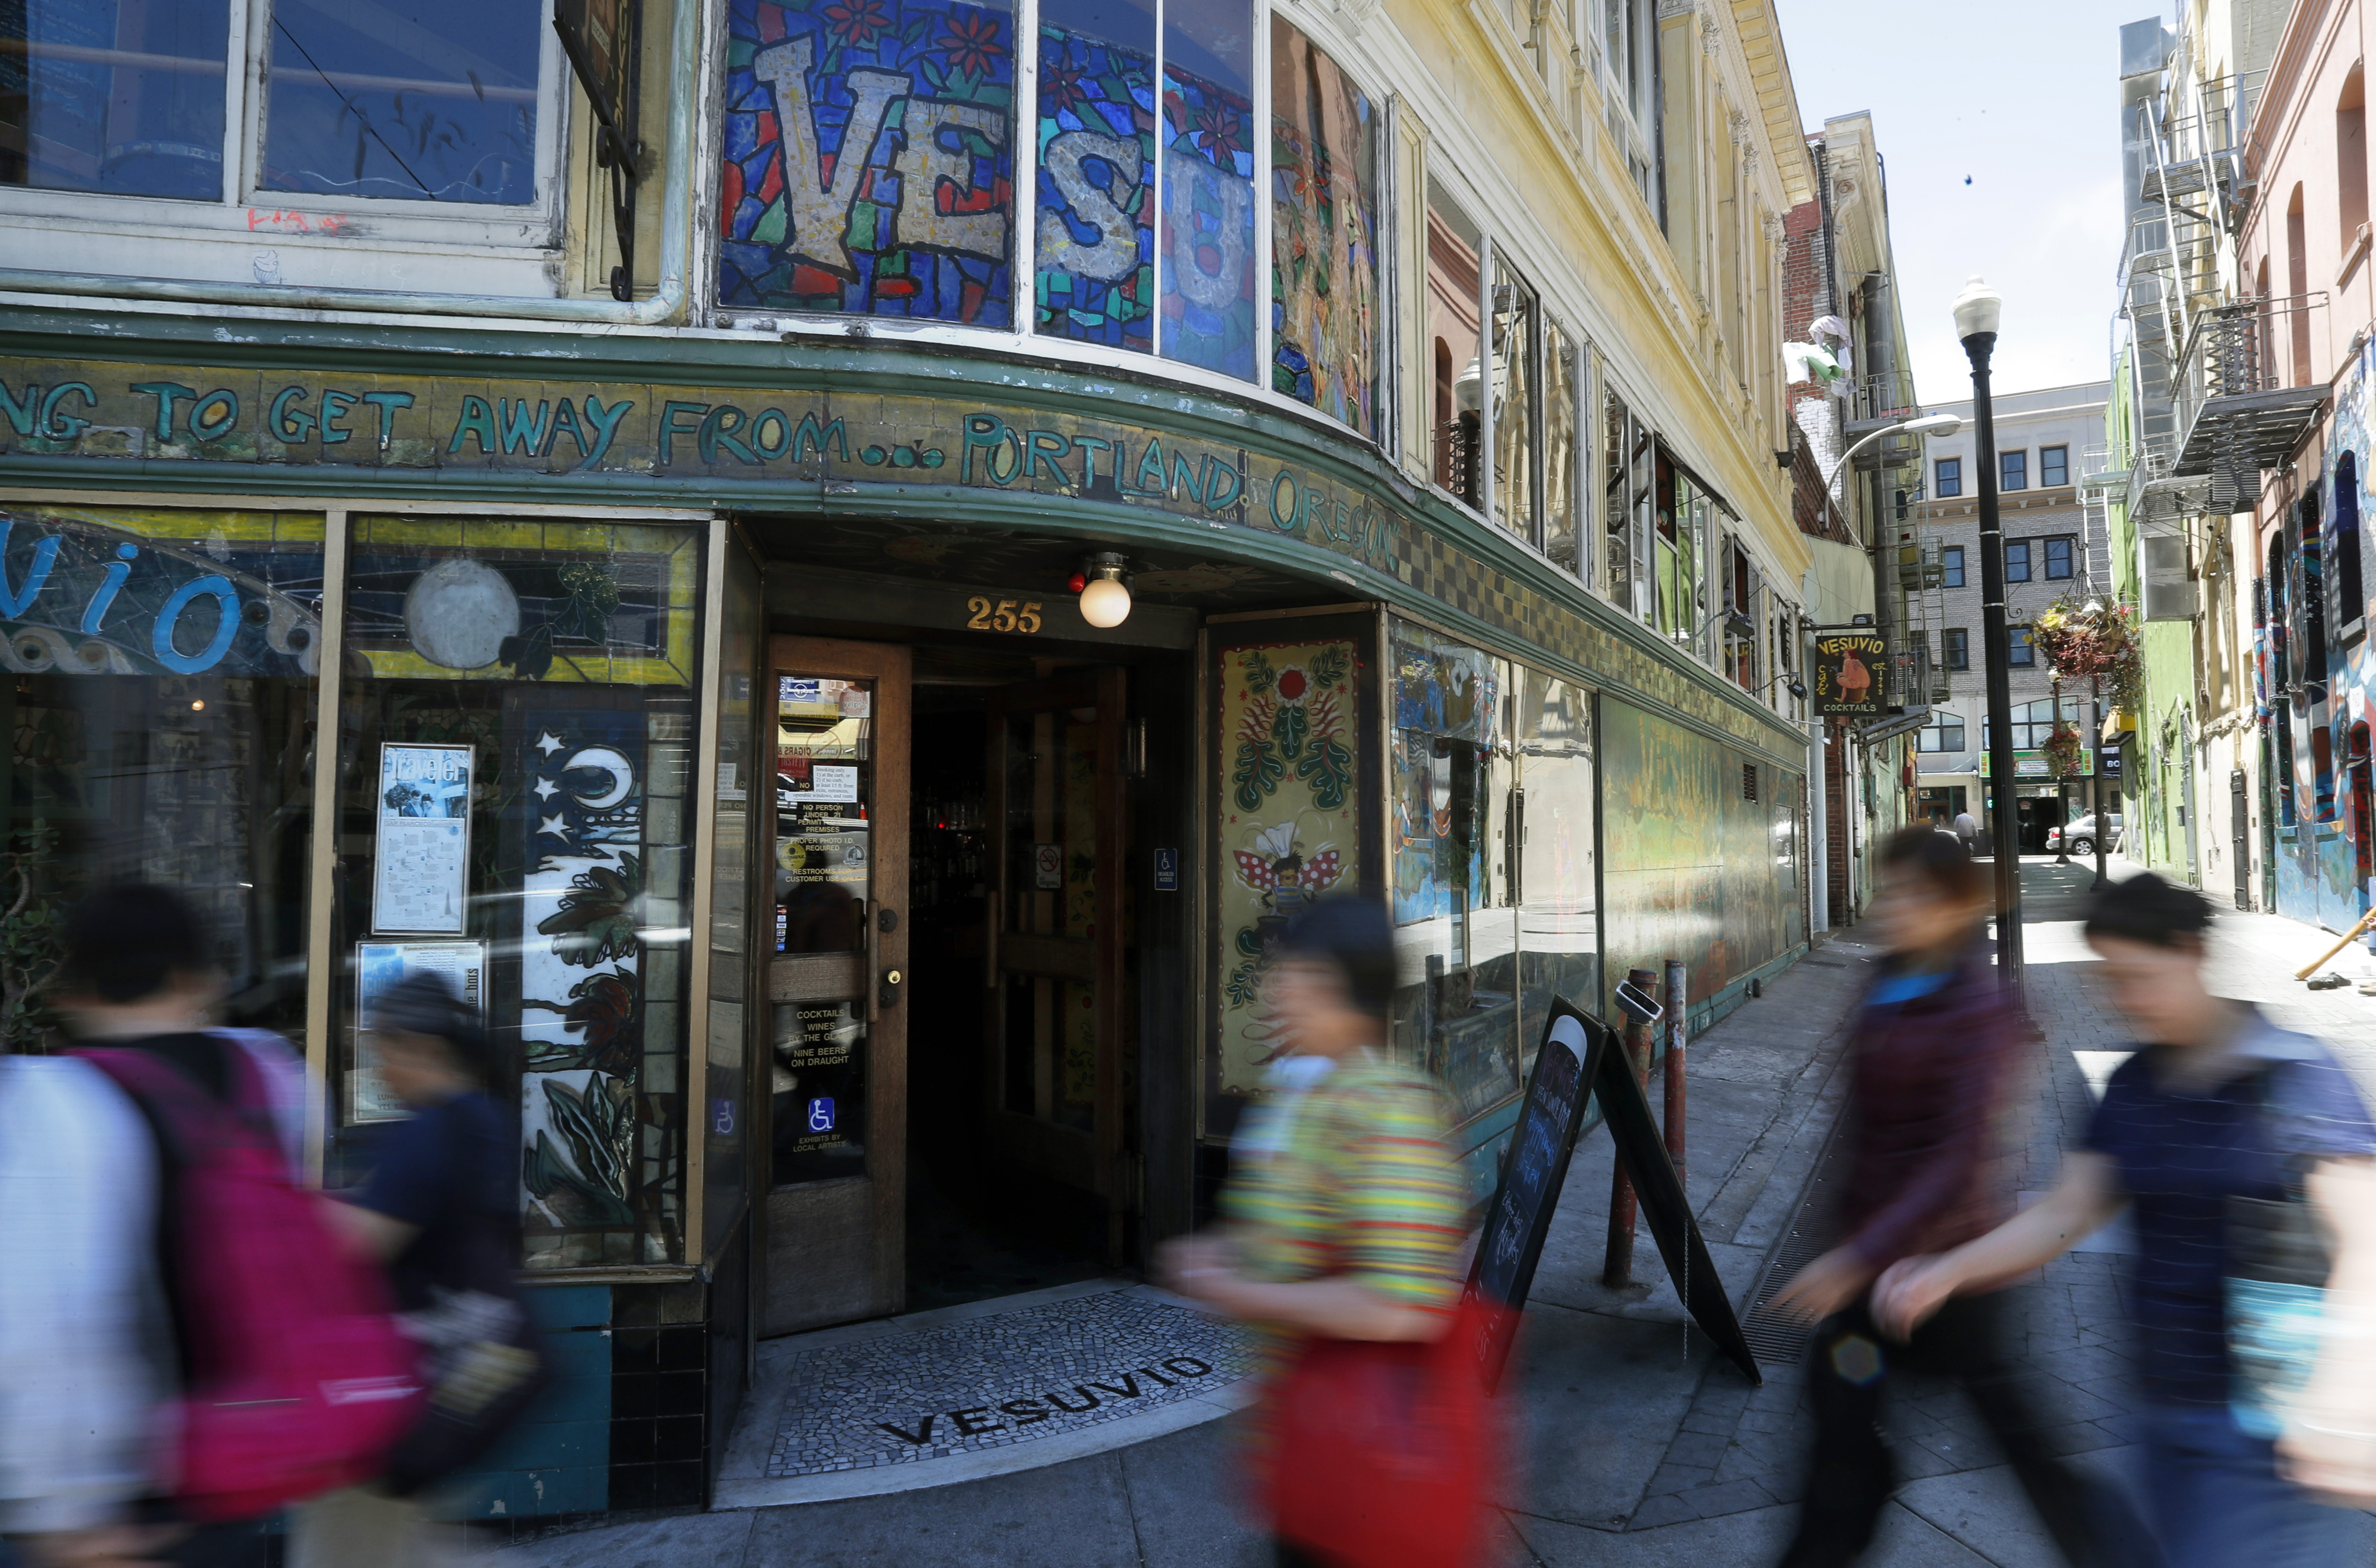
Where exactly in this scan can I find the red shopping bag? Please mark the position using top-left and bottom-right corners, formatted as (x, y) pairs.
(1261, 1296), (1509, 1568)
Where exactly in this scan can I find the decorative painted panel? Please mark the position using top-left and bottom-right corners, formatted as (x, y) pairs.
(1034, 22), (1157, 349)
(1268, 20), (1377, 435)
(1159, 64), (1257, 378)
(1599, 697), (1801, 1011)
(1214, 638), (1359, 1095)
(720, 0), (1017, 324)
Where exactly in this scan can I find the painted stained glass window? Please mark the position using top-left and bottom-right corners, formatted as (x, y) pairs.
(1159, 0), (1257, 380)
(1269, 21), (1377, 435)
(339, 518), (704, 1270)
(1035, 0), (1157, 349)
(719, 0), (1018, 324)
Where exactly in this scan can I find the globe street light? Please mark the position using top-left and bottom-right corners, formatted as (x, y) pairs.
(1955, 275), (2022, 996)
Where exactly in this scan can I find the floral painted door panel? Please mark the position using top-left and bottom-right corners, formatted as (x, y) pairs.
(1215, 640), (1360, 1098)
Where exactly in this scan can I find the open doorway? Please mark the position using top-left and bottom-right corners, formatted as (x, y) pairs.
(902, 650), (1119, 1312)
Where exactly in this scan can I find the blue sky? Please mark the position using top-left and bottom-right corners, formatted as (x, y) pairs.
(1769, 0), (2165, 404)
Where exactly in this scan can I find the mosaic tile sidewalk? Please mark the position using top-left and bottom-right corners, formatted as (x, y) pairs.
(763, 1289), (1257, 1478)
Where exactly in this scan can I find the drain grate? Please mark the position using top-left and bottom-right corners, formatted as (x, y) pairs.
(1738, 1115), (1850, 1367)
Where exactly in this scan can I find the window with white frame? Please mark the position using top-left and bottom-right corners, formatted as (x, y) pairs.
(1, 1), (564, 232)
(1918, 712), (1967, 753)
(1596, 0), (1658, 209)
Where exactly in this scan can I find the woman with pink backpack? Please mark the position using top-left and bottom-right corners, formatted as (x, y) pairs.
(0, 886), (419, 1568)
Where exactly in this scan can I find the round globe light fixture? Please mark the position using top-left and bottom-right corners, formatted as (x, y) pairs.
(1078, 553), (1132, 628)
(1951, 275), (2003, 341)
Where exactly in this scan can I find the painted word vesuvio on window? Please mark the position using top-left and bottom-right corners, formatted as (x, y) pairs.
(0, 514), (323, 679)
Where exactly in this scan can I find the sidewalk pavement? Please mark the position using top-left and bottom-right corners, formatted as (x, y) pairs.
(490, 857), (2376, 1566)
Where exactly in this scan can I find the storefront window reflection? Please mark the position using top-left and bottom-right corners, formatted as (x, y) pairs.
(0, 504), (323, 1052)
(1389, 620), (1598, 1131)
(336, 516), (704, 1270)
(1389, 622), (1513, 1123)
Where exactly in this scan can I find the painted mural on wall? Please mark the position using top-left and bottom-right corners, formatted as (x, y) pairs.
(2278, 331), (2376, 929)
(1268, 19), (1376, 436)
(1215, 639), (1357, 1094)
(1035, 18), (1156, 349)
(1599, 697), (1802, 1009)
(720, 0), (1017, 323)
(517, 708), (652, 1233)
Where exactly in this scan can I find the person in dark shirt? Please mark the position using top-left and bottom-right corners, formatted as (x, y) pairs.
(1876, 873), (2376, 1568)
(291, 972), (520, 1568)
(1770, 828), (2149, 1568)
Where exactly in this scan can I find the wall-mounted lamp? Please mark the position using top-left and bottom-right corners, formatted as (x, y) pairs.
(1073, 551), (1133, 628)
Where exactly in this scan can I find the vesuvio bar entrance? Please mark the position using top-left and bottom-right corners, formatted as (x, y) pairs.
(748, 535), (1214, 1337)
(0, 317), (1816, 1527)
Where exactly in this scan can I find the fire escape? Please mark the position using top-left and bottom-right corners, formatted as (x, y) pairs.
(2119, 67), (2322, 624)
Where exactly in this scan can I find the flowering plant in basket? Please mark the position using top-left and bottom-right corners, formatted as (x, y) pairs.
(2033, 598), (2143, 715)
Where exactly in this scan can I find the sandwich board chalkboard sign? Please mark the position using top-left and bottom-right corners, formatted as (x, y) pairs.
(1464, 996), (1761, 1390)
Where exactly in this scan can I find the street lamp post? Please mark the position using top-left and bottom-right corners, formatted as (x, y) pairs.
(2093, 674), (2111, 890)
(1956, 276), (2023, 995)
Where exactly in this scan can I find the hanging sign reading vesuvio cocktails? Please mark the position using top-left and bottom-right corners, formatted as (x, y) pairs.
(1810, 628), (1889, 718)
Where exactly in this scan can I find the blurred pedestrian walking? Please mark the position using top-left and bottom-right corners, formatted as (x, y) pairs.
(1876, 872), (2376, 1568)
(1159, 898), (1486, 1568)
(291, 970), (542, 1568)
(1770, 829), (2152, 1568)
(1, 885), (412, 1568)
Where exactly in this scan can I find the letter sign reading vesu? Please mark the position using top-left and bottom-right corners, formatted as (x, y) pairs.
(965, 597), (1043, 633)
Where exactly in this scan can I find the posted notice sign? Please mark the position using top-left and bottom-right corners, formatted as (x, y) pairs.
(373, 742), (473, 933)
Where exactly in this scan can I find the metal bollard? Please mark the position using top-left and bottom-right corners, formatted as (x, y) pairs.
(1664, 959), (1688, 1192)
(1602, 966), (1660, 1288)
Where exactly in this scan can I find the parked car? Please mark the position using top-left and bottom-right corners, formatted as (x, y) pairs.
(2046, 813), (2122, 854)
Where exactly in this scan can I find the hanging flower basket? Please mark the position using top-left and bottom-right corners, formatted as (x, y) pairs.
(2041, 723), (2086, 779)
(2034, 598), (2144, 716)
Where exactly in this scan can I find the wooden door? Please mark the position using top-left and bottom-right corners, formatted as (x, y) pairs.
(761, 637), (910, 1336)
(984, 667), (1129, 1257)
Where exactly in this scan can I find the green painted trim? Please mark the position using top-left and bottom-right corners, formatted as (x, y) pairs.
(0, 308), (1809, 765)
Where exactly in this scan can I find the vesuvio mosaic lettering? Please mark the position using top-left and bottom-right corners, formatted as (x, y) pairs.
(720, 0), (1018, 322)
(873, 1356), (1217, 1446)
(0, 365), (1396, 569)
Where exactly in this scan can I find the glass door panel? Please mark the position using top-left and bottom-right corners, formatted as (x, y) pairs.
(772, 674), (874, 1184)
(761, 637), (909, 1336)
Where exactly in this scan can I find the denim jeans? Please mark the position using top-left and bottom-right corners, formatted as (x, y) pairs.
(2138, 1404), (2359, 1568)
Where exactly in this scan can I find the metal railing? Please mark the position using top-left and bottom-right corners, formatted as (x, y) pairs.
(2170, 294), (2329, 488)
(1844, 371), (1921, 431)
